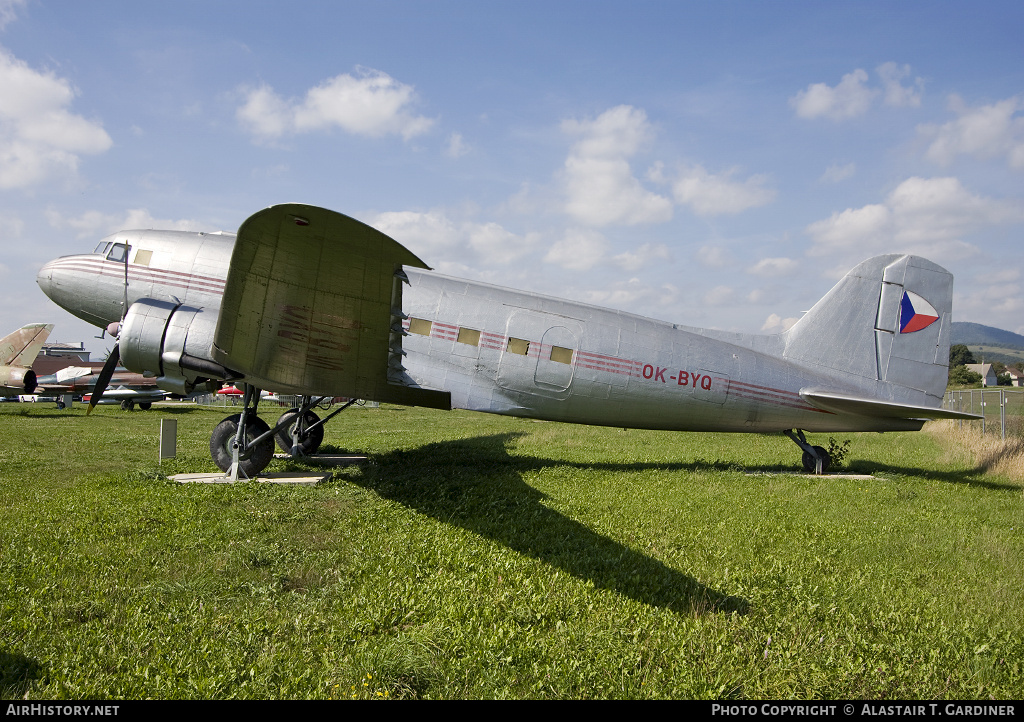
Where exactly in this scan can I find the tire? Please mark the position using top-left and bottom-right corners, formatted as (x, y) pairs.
(274, 409), (324, 455)
(139, 402), (152, 410)
(802, 446), (831, 474)
(120, 399), (135, 411)
(209, 413), (275, 477)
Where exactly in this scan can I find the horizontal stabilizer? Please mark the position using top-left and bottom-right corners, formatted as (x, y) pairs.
(800, 389), (982, 421)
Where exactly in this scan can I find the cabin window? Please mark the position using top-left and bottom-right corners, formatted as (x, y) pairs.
(106, 243), (131, 263)
(134, 249), (153, 266)
(94, 241), (112, 255)
(408, 318), (432, 336)
(457, 328), (481, 346)
(506, 338), (530, 355)
(549, 346), (573, 365)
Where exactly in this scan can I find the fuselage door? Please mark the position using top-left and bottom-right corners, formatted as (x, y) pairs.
(497, 310), (583, 400)
(535, 325), (578, 391)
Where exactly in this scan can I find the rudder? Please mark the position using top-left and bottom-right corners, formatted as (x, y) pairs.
(782, 255), (952, 402)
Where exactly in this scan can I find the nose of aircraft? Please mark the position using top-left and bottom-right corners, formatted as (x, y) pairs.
(36, 259), (56, 300)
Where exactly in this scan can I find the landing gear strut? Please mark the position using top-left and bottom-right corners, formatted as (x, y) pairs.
(209, 384), (276, 479)
(274, 396), (359, 456)
(784, 429), (831, 474)
(275, 407), (324, 455)
(207, 388), (360, 479)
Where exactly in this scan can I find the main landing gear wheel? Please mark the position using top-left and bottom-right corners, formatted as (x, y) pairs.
(801, 446), (831, 474)
(120, 399), (135, 411)
(210, 413), (275, 477)
(274, 408), (324, 455)
(139, 402), (152, 410)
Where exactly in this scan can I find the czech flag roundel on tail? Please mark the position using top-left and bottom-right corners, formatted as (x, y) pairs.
(899, 290), (940, 334)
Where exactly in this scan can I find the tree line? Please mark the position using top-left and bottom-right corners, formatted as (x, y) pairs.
(948, 344), (1021, 387)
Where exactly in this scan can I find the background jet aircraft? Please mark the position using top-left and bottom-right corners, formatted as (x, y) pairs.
(35, 364), (168, 409)
(0, 323), (53, 395)
(37, 204), (979, 478)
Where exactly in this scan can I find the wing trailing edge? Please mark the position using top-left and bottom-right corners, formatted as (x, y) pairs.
(800, 389), (983, 421)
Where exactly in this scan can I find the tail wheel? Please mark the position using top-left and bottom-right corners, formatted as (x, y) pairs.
(210, 413), (274, 477)
(274, 408), (324, 455)
(802, 446), (831, 474)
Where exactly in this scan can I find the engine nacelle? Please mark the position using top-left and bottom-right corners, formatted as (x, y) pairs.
(0, 366), (37, 393)
(119, 299), (237, 395)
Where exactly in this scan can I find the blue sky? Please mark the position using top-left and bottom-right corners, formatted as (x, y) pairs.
(1, 0), (1022, 357)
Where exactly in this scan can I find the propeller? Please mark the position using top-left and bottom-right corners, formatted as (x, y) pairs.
(86, 341), (120, 415)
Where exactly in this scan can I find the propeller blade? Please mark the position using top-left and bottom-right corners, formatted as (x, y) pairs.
(87, 344), (120, 416)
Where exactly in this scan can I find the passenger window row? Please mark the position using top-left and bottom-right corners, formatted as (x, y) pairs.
(407, 317), (572, 365)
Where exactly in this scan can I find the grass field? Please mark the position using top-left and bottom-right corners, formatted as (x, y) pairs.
(1, 402), (1022, 699)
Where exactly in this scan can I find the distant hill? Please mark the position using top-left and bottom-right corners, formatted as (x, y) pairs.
(951, 322), (1024, 366)
(951, 322), (1024, 349)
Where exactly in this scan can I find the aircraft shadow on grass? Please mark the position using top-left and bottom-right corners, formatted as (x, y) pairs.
(347, 432), (750, 617)
(0, 650), (43, 698)
(848, 459), (1022, 492)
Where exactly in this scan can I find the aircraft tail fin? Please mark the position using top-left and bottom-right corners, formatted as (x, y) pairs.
(782, 255), (953, 402)
(0, 323), (54, 366)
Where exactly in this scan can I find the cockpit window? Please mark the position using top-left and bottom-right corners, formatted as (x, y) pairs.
(106, 243), (130, 263)
(94, 241), (112, 255)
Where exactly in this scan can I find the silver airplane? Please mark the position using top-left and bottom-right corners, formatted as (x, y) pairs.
(0, 323), (53, 395)
(37, 203), (979, 478)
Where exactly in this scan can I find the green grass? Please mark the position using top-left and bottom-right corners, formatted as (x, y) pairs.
(1, 402), (1022, 699)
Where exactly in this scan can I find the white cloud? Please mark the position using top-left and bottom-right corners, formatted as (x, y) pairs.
(560, 105), (673, 226)
(672, 164), (775, 216)
(877, 62), (923, 107)
(0, 46), (112, 189)
(0, 212), (24, 239)
(919, 96), (1024, 169)
(580, 277), (678, 310)
(467, 222), (538, 265)
(612, 242), (670, 271)
(806, 176), (1023, 262)
(543, 228), (610, 270)
(48, 208), (207, 239)
(445, 132), (469, 158)
(819, 162), (856, 183)
(0, 0), (25, 29)
(703, 285), (734, 305)
(696, 244), (733, 268)
(761, 313), (799, 333)
(792, 63), (923, 121)
(747, 257), (798, 277)
(370, 209), (536, 266)
(982, 268), (1020, 284)
(237, 67), (435, 142)
(371, 210), (460, 255)
(791, 69), (877, 120)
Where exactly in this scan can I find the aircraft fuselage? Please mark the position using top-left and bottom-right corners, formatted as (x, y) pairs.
(37, 228), (924, 435)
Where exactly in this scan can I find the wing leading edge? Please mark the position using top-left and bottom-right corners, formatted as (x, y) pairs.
(800, 389), (982, 421)
(212, 203), (450, 408)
